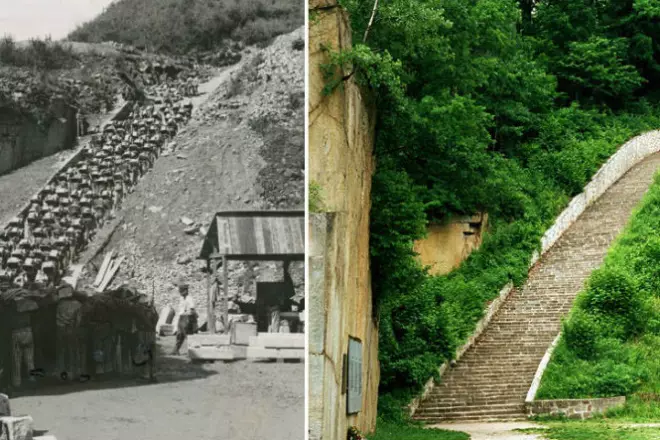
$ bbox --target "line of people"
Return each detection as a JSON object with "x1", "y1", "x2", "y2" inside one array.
[{"x1": 0, "y1": 99, "x2": 195, "y2": 291}]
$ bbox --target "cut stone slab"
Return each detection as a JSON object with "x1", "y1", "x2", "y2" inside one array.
[
  {"x1": 246, "y1": 347, "x2": 304, "y2": 360},
  {"x1": 187, "y1": 334, "x2": 231, "y2": 348},
  {"x1": 230, "y1": 322, "x2": 257, "y2": 346},
  {"x1": 0, "y1": 415, "x2": 34, "y2": 440},
  {"x1": 188, "y1": 345, "x2": 246, "y2": 361},
  {"x1": 248, "y1": 333, "x2": 304, "y2": 349},
  {"x1": 156, "y1": 305, "x2": 175, "y2": 334}
]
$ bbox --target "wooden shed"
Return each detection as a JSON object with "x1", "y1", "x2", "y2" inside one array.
[{"x1": 198, "y1": 210, "x2": 304, "y2": 333}]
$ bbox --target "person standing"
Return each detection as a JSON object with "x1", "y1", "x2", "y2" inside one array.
[
  {"x1": 10, "y1": 299, "x2": 37, "y2": 388},
  {"x1": 171, "y1": 281, "x2": 197, "y2": 355},
  {"x1": 55, "y1": 296, "x2": 83, "y2": 380}
]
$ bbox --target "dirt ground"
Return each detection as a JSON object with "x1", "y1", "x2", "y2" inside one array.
[{"x1": 9, "y1": 337, "x2": 304, "y2": 440}]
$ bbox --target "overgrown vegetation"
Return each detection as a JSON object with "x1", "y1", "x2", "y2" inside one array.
[
  {"x1": 68, "y1": 0, "x2": 303, "y2": 54},
  {"x1": 319, "y1": 0, "x2": 660, "y2": 422},
  {"x1": 369, "y1": 421, "x2": 468, "y2": 440},
  {"x1": 309, "y1": 181, "x2": 324, "y2": 213},
  {"x1": 0, "y1": 35, "x2": 121, "y2": 125},
  {"x1": 0, "y1": 36, "x2": 78, "y2": 70},
  {"x1": 537, "y1": 173, "x2": 660, "y2": 401}
]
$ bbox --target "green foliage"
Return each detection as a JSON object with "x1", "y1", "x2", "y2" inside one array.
[
  {"x1": 308, "y1": 181, "x2": 324, "y2": 213},
  {"x1": 538, "y1": 176, "x2": 660, "y2": 399},
  {"x1": 323, "y1": 0, "x2": 660, "y2": 421},
  {"x1": 557, "y1": 37, "x2": 645, "y2": 102},
  {"x1": 522, "y1": 420, "x2": 660, "y2": 440},
  {"x1": 370, "y1": 420, "x2": 469, "y2": 440},
  {"x1": 562, "y1": 310, "x2": 601, "y2": 360},
  {"x1": 68, "y1": 0, "x2": 302, "y2": 54}
]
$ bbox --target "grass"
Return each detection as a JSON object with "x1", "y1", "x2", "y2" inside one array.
[
  {"x1": 537, "y1": 173, "x2": 660, "y2": 402},
  {"x1": 522, "y1": 420, "x2": 660, "y2": 440},
  {"x1": 369, "y1": 421, "x2": 469, "y2": 440}
]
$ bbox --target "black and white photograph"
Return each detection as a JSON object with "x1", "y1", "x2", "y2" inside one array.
[{"x1": 0, "y1": 1, "x2": 305, "y2": 439}]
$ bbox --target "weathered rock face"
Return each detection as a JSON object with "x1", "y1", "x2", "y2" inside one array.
[
  {"x1": 308, "y1": 1, "x2": 379, "y2": 439},
  {"x1": 0, "y1": 101, "x2": 77, "y2": 177},
  {"x1": 413, "y1": 213, "x2": 488, "y2": 275}
]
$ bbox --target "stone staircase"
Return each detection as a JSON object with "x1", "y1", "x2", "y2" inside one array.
[{"x1": 414, "y1": 153, "x2": 660, "y2": 423}]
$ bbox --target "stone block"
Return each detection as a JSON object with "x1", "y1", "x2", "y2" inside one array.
[
  {"x1": 230, "y1": 322, "x2": 257, "y2": 346},
  {"x1": 249, "y1": 333, "x2": 304, "y2": 348},
  {"x1": 246, "y1": 347, "x2": 304, "y2": 360},
  {"x1": 187, "y1": 334, "x2": 230, "y2": 348},
  {"x1": 0, "y1": 416, "x2": 34, "y2": 440}
]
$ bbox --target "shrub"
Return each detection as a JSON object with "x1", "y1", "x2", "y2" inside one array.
[
  {"x1": 68, "y1": 0, "x2": 303, "y2": 55},
  {"x1": 539, "y1": 174, "x2": 660, "y2": 400},
  {"x1": 562, "y1": 309, "x2": 601, "y2": 360}
]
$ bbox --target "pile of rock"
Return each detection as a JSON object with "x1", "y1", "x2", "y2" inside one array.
[{"x1": 0, "y1": 394, "x2": 56, "y2": 440}]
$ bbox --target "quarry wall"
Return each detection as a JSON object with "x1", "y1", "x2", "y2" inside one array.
[
  {"x1": 308, "y1": 1, "x2": 379, "y2": 438},
  {"x1": 413, "y1": 213, "x2": 488, "y2": 276},
  {"x1": 0, "y1": 100, "x2": 78, "y2": 176}
]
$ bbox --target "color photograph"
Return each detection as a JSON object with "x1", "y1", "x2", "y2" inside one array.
[{"x1": 308, "y1": 0, "x2": 660, "y2": 439}]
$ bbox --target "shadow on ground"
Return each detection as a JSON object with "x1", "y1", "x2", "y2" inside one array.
[{"x1": 5, "y1": 337, "x2": 217, "y2": 399}]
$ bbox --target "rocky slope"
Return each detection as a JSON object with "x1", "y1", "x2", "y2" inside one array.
[{"x1": 77, "y1": 28, "x2": 305, "y2": 319}]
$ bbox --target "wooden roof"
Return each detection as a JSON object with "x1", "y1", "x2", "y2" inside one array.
[{"x1": 198, "y1": 211, "x2": 305, "y2": 260}]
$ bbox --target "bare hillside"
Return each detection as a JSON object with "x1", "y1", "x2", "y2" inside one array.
[{"x1": 78, "y1": 28, "x2": 305, "y2": 317}]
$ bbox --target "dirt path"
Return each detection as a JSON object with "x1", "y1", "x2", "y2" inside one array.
[
  {"x1": 10, "y1": 338, "x2": 303, "y2": 440},
  {"x1": 0, "y1": 101, "x2": 125, "y2": 229},
  {"x1": 428, "y1": 422, "x2": 546, "y2": 440}
]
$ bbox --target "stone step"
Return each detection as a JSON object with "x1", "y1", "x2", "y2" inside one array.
[
  {"x1": 416, "y1": 402, "x2": 524, "y2": 413},
  {"x1": 423, "y1": 396, "x2": 525, "y2": 406},
  {"x1": 438, "y1": 383, "x2": 530, "y2": 390},
  {"x1": 414, "y1": 153, "x2": 660, "y2": 423},
  {"x1": 414, "y1": 406, "x2": 526, "y2": 420},
  {"x1": 415, "y1": 414, "x2": 527, "y2": 423}
]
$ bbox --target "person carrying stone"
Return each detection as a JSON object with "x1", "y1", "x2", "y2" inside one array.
[{"x1": 171, "y1": 280, "x2": 197, "y2": 355}]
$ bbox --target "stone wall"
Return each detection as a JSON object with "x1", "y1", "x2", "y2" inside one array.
[
  {"x1": 308, "y1": 0, "x2": 379, "y2": 438},
  {"x1": 0, "y1": 100, "x2": 78, "y2": 176},
  {"x1": 526, "y1": 397, "x2": 626, "y2": 419},
  {"x1": 533, "y1": 130, "x2": 660, "y2": 265},
  {"x1": 413, "y1": 213, "x2": 488, "y2": 275}
]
